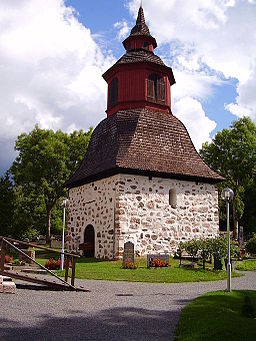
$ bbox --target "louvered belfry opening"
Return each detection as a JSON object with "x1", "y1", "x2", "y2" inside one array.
[
  {"x1": 147, "y1": 74, "x2": 166, "y2": 105},
  {"x1": 108, "y1": 77, "x2": 118, "y2": 109}
]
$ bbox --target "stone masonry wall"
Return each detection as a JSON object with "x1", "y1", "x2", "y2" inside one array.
[
  {"x1": 67, "y1": 174, "x2": 219, "y2": 259},
  {"x1": 115, "y1": 174, "x2": 219, "y2": 257},
  {"x1": 66, "y1": 175, "x2": 119, "y2": 259}
]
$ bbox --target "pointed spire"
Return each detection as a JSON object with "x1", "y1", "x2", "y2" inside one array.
[{"x1": 131, "y1": 5, "x2": 150, "y2": 35}]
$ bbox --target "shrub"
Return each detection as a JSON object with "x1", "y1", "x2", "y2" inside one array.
[
  {"x1": 45, "y1": 258, "x2": 61, "y2": 270},
  {"x1": 245, "y1": 234, "x2": 256, "y2": 255},
  {"x1": 122, "y1": 260, "x2": 138, "y2": 269},
  {"x1": 149, "y1": 258, "x2": 169, "y2": 268},
  {"x1": 5, "y1": 255, "x2": 13, "y2": 263},
  {"x1": 198, "y1": 239, "x2": 211, "y2": 270},
  {"x1": 21, "y1": 228, "x2": 39, "y2": 242},
  {"x1": 179, "y1": 240, "x2": 200, "y2": 262},
  {"x1": 178, "y1": 236, "x2": 240, "y2": 270},
  {"x1": 45, "y1": 258, "x2": 71, "y2": 270}
]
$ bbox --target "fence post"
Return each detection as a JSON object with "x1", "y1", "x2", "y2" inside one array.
[
  {"x1": 71, "y1": 256, "x2": 76, "y2": 286},
  {"x1": 65, "y1": 256, "x2": 69, "y2": 283}
]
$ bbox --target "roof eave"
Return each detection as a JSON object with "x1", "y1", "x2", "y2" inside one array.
[{"x1": 66, "y1": 167, "x2": 224, "y2": 189}]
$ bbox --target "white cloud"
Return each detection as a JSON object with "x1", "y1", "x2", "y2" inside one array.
[
  {"x1": 114, "y1": 19, "x2": 131, "y2": 40},
  {"x1": 128, "y1": 0, "x2": 256, "y2": 124},
  {"x1": 225, "y1": 103, "x2": 252, "y2": 118},
  {"x1": 173, "y1": 97, "x2": 216, "y2": 150},
  {"x1": 226, "y1": 66, "x2": 256, "y2": 120},
  {"x1": 0, "y1": 0, "x2": 114, "y2": 173},
  {"x1": 172, "y1": 71, "x2": 221, "y2": 101}
]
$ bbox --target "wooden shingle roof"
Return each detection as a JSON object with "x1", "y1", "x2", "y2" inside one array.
[
  {"x1": 116, "y1": 50, "x2": 165, "y2": 66},
  {"x1": 66, "y1": 109, "x2": 223, "y2": 188},
  {"x1": 130, "y1": 6, "x2": 150, "y2": 36}
]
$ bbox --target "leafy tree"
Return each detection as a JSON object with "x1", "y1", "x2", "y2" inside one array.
[
  {"x1": 200, "y1": 117, "x2": 256, "y2": 239},
  {"x1": 10, "y1": 125, "x2": 92, "y2": 241},
  {"x1": 245, "y1": 233, "x2": 256, "y2": 255},
  {"x1": 0, "y1": 173, "x2": 15, "y2": 237}
]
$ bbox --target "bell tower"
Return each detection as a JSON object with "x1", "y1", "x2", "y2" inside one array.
[{"x1": 102, "y1": 5, "x2": 176, "y2": 117}]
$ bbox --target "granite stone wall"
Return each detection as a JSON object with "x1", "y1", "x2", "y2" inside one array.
[
  {"x1": 66, "y1": 175, "x2": 119, "y2": 259},
  {"x1": 115, "y1": 174, "x2": 219, "y2": 257},
  {"x1": 67, "y1": 174, "x2": 219, "y2": 259}
]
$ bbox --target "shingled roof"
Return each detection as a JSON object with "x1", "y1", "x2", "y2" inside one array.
[
  {"x1": 131, "y1": 5, "x2": 150, "y2": 36},
  {"x1": 116, "y1": 49, "x2": 165, "y2": 66},
  {"x1": 122, "y1": 5, "x2": 157, "y2": 49},
  {"x1": 66, "y1": 109, "x2": 223, "y2": 188}
]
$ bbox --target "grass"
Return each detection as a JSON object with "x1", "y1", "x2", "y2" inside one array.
[
  {"x1": 236, "y1": 258, "x2": 256, "y2": 271},
  {"x1": 7, "y1": 249, "x2": 241, "y2": 283},
  {"x1": 51, "y1": 256, "x2": 240, "y2": 283},
  {"x1": 175, "y1": 290, "x2": 256, "y2": 341}
]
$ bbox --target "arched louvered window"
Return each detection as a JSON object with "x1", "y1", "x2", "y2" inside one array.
[
  {"x1": 108, "y1": 77, "x2": 118, "y2": 109},
  {"x1": 147, "y1": 73, "x2": 165, "y2": 105}
]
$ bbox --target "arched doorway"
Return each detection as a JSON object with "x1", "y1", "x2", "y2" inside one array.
[{"x1": 83, "y1": 225, "x2": 95, "y2": 257}]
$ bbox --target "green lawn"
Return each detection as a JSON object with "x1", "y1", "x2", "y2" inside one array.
[
  {"x1": 236, "y1": 259, "x2": 256, "y2": 271},
  {"x1": 9, "y1": 249, "x2": 241, "y2": 283},
  {"x1": 175, "y1": 290, "x2": 256, "y2": 341},
  {"x1": 51, "y1": 257, "x2": 239, "y2": 283}
]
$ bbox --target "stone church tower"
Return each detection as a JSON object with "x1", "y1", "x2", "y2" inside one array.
[{"x1": 65, "y1": 6, "x2": 223, "y2": 259}]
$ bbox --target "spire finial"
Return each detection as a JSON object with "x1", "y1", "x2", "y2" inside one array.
[{"x1": 140, "y1": 0, "x2": 142, "y2": 7}]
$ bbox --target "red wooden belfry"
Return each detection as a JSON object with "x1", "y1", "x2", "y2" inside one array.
[{"x1": 103, "y1": 5, "x2": 175, "y2": 117}]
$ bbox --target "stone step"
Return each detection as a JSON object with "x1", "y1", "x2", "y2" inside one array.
[
  {"x1": 0, "y1": 275, "x2": 13, "y2": 283},
  {"x1": 0, "y1": 281, "x2": 16, "y2": 294}
]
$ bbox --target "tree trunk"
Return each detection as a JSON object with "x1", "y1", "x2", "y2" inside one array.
[
  {"x1": 233, "y1": 196, "x2": 239, "y2": 240},
  {"x1": 46, "y1": 207, "x2": 51, "y2": 243}
]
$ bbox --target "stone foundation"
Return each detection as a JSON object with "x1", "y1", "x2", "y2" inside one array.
[{"x1": 67, "y1": 174, "x2": 219, "y2": 259}]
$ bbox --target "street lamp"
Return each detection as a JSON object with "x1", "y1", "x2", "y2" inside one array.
[
  {"x1": 221, "y1": 188, "x2": 234, "y2": 292},
  {"x1": 61, "y1": 197, "x2": 68, "y2": 271}
]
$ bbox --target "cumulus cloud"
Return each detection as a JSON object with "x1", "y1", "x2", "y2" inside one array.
[
  {"x1": 173, "y1": 97, "x2": 216, "y2": 151},
  {"x1": 0, "y1": 0, "x2": 114, "y2": 173},
  {"x1": 114, "y1": 19, "x2": 131, "y2": 40},
  {"x1": 127, "y1": 0, "x2": 256, "y2": 148}
]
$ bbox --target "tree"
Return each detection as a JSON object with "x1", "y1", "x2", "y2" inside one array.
[
  {"x1": 0, "y1": 173, "x2": 15, "y2": 237},
  {"x1": 200, "y1": 117, "x2": 256, "y2": 239},
  {"x1": 10, "y1": 125, "x2": 92, "y2": 241}
]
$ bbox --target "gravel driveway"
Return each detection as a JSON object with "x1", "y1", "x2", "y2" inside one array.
[{"x1": 1, "y1": 271, "x2": 256, "y2": 341}]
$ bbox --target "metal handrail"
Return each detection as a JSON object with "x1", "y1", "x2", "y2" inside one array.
[{"x1": 0, "y1": 236, "x2": 79, "y2": 258}]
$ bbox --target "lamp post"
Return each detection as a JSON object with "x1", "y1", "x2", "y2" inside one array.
[
  {"x1": 221, "y1": 188, "x2": 234, "y2": 292},
  {"x1": 61, "y1": 198, "x2": 68, "y2": 271}
]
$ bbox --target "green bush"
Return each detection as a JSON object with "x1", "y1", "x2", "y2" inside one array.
[
  {"x1": 246, "y1": 234, "x2": 256, "y2": 255},
  {"x1": 179, "y1": 236, "x2": 240, "y2": 270},
  {"x1": 21, "y1": 228, "x2": 39, "y2": 242},
  {"x1": 184, "y1": 239, "x2": 200, "y2": 261}
]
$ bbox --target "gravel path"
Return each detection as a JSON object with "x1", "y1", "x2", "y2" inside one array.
[{"x1": 1, "y1": 271, "x2": 256, "y2": 341}]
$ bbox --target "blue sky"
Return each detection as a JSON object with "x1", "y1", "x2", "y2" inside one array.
[{"x1": 0, "y1": 0, "x2": 256, "y2": 175}]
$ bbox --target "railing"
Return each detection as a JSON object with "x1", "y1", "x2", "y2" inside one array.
[{"x1": 0, "y1": 236, "x2": 86, "y2": 291}]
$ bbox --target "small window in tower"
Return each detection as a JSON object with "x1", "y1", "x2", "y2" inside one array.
[
  {"x1": 147, "y1": 74, "x2": 166, "y2": 105},
  {"x1": 169, "y1": 189, "x2": 177, "y2": 209},
  {"x1": 108, "y1": 77, "x2": 118, "y2": 109},
  {"x1": 144, "y1": 41, "x2": 150, "y2": 50}
]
